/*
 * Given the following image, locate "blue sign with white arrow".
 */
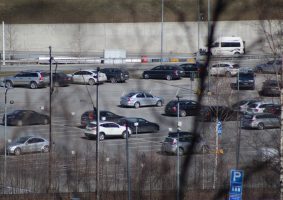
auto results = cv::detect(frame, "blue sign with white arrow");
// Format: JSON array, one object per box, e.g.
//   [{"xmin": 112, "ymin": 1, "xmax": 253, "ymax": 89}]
[
  {"xmin": 217, "ymin": 120, "xmax": 222, "ymax": 136},
  {"xmin": 229, "ymin": 169, "xmax": 244, "ymax": 200}
]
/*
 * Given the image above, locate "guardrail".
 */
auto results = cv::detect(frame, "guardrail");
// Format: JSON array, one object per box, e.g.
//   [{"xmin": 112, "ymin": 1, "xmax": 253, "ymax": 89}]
[{"xmin": 0, "ymin": 54, "xmax": 280, "ymax": 65}]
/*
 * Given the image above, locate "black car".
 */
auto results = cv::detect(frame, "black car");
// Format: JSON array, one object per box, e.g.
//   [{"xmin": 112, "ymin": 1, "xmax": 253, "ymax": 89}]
[
  {"xmin": 179, "ymin": 63, "xmax": 199, "ymax": 78},
  {"xmin": 197, "ymin": 106, "xmax": 238, "ymax": 122},
  {"xmin": 142, "ymin": 65, "xmax": 184, "ymax": 80},
  {"xmin": 165, "ymin": 100, "xmax": 200, "ymax": 117},
  {"xmin": 117, "ymin": 117, "xmax": 159, "ymax": 133},
  {"xmin": 81, "ymin": 110, "xmax": 124, "ymax": 127},
  {"xmin": 168, "ymin": 131, "xmax": 193, "ymax": 138},
  {"xmin": 236, "ymin": 69, "xmax": 255, "ymax": 90},
  {"xmin": 100, "ymin": 68, "xmax": 129, "ymax": 83},
  {"xmin": 52, "ymin": 72, "xmax": 72, "ymax": 87},
  {"xmin": 3, "ymin": 110, "xmax": 49, "ymax": 126},
  {"xmin": 260, "ymin": 79, "xmax": 281, "ymax": 96}
]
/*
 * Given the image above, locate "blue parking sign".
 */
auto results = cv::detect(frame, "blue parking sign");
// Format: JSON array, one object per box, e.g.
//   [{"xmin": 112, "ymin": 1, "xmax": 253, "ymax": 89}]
[
  {"xmin": 217, "ymin": 120, "xmax": 222, "ymax": 135},
  {"xmin": 229, "ymin": 169, "xmax": 244, "ymax": 200}
]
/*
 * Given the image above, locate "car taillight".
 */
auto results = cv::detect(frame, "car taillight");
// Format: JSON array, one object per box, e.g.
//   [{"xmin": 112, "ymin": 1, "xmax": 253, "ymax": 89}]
[
  {"xmin": 255, "ymin": 109, "xmax": 259, "ymax": 112},
  {"xmin": 171, "ymin": 139, "xmax": 177, "ymax": 145},
  {"xmin": 127, "ymin": 98, "xmax": 131, "ymax": 102},
  {"xmin": 39, "ymin": 74, "xmax": 44, "ymax": 81},
  {"xmin": 174, "ymin": 70, "xmax": 178, "ymax": 75},
  {"xmin": 172, "ymin": 106, "xmax": 177, "ymax": 112}
]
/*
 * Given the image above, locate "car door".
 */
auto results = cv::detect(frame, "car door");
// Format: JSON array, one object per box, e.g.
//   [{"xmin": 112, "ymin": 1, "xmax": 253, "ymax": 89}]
[
  {"xmin": 137, "ymin": 118, "xmax": 147, "ymax": 132},
  {"xmin": 33, "ymin": 138, "xmax": 46, "ymax": 152},
  {"xmin": 30, "ymin": 111, "xmax": 41, "ymax": 125},
  {"xmin": 151, "ymin": 66, "xmax": 162, "ymax": 78},
  {"xmin": 21, "ymin": 111, "xmax": 33, "ymax": 125},
  {"xmin": 25, "ymin": 138, "xmax": 37, "ymax": 153},
  {"xmin": 187, "ymin": 101, "xmax": 199, "ymax": 115},
  {"xmin": 136, "ymin": 93, "xmax": 146, "ymax": 106},
  {"xmin": 13, "ymin": 73, "xmax": 26, "ymax": 85},
  {"xmin": 72, "ymin": 71, "xmax": 83, "ymax": 83},
  {"xmin": 107, "ymin": 122, "xmax": 121, "ymax": 136},
  {"xmin": 103, "ymin": 111, "xmax": 119, "ymax": 122},
  {"xmin": 144, "ymin": 93, "xmax": 155, "ymax": 106},
  {"xmin": 269, "ymin": 115, "xmax": 280, "ymax": 128},
  {"xmin": 210, "ymin": 64, "xmax": 218, "ymax": 76}
]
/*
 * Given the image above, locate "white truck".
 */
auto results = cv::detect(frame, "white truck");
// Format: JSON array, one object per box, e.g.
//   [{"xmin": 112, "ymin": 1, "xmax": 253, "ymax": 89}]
[{"xmin": 211, "ymin": 36, "xmax": 245, "ymax": 56}]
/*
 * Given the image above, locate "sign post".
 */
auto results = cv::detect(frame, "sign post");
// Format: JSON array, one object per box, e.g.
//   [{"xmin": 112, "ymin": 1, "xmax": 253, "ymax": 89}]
[{"xmin": 229, "ymin": 169, "xmax": 244, "ymax": 200}]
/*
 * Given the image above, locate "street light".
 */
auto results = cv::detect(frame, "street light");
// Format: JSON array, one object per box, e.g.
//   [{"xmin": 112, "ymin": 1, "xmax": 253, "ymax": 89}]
[
  {"xmin": 160, "ymin": 0, "xmax": 164, "ymax": 63},
  {"xmin": 4, "ymin": 87, "xmax": 11, "ymax": 188}
]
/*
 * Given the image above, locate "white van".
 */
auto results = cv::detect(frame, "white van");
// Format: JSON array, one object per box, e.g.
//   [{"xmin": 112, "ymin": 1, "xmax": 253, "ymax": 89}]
[{"xmin": 211, "ymin": 36, "xmax": 245, "ymax": 56}]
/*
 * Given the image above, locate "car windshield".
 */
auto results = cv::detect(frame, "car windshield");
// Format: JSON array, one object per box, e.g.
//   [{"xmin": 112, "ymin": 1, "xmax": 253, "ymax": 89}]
[
  {"xmin": 125, "ymin": 118, "xmax": 138, "ymax": 122},
  {"xmin": 249, "ymin": 104, "xmax": 258, "ymax": 108},
  {"xmin": 232, "ymin": 64, "xmax": 240, "ymax": 68},
  {"xmin": 244, "ymin": 115, "xmax": 253, "ymax": 119},
  {"xmin": 164, "ymin": 137, "xmax": 174, "ymax": 143},
  {"xmin": 167, "ymin": 101, "xmax": 177, "ymax": 106},
  {"xmin": 15, "ymin": 136, "xmax": 30, "ymax": 144},
  {"xmin": 239, "ymin": 73, "xmax": 253, "ymax": 80}
]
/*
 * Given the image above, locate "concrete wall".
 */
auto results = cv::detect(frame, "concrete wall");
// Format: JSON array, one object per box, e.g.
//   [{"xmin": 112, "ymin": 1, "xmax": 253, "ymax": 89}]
[{"xmin": 0, "ymin": 20, "xmax": 279, "ymax": 56}]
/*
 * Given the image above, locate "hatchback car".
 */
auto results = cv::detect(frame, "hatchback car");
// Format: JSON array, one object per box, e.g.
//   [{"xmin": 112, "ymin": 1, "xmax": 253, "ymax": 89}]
[
  {"xmin": 161, "ymin": 135, "xmax": 209, "ymax": 155},
  {"xmin": 84, "ymin": 121, "xmax": 131, "ymax": 140},
  {"xmin": 165, "ymin": 100, "xmax": 200, "ymax": 117},
  {"xmin": 7, "ymin": 136, "xmax": 49, "ymax": 156},
  {"xmin": 80, "ymin": 110, "xmax": 124, "ymax": 127},
  {"xmin": 71, "ymin": 69, "xmax": 107, "ymax": 85},
  {"xmin": 241, "ymin": 113, "xmax": 280, "ymax": 130},
  {"xmin": 142, "ymin": 65, "xmax": 185, "ymax": 80},
  {"xmin": 100, "ymin": 68, "xmax": 129, "ymax": 83},
  {"xmin": 260, "ymin": 79, "xmax": 281, "ymax": 96},
  {"xmin": 231, "ymin": 99, "xmax": 261, "ymax": 113},
  {"xmin": 179, "ymin": 63, "xmax": 199, "ymax": 78},
  {"xmin": 246, "ymin": 102, "xmax": 279, "ymax": 114},
  {"xmin": 3, "ymin": 110, "xmax": 49, "ymax": 126},
  {"xmin": 117, "ymin": 117, "xmax": 159, "ymax": 134},
  {"xmin": 120, "ymin": 92, "xmax": 164, "ymax": 108},
  {"xmin": 210, "ymin": 62, "xmax": 239, "ymax": 77},
  {"xmin": 3, "ymin": 70, "xmax": 50, "ymax": 89},
  {"xmin": 236, "ymin": 69, "xmax": 255, "ymax": 90}
]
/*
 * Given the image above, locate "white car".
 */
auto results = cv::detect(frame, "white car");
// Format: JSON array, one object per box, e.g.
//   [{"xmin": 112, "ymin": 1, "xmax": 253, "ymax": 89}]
[
  {"xmin": 71, "ymin": 69, "xmax": 107, "ymax": 85},
  {"xmin": 210, "ymin": 62, "xmax": 239, "ymax": 77},
  {"xmin": 84, "ymin": 121, "xmax": 131, "ymax": 140},
  {"xmin": 246, "ymin": 102, "xmax": 279, "ymax": 114}
]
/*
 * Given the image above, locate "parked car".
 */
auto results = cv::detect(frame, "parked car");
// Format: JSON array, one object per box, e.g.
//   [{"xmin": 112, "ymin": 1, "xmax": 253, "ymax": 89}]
[
  {"xmin": 164, "ymin": 99, "xmax": 200, "ymax": 117},
  {"xmin": 81, "ymin": 110, "xmax": 124, "ymax": 127},
  {"xmin": 71, "ymin": 69, "xmax": 107, "ymax": 85},
  {"xmin": 260, "ymin": 79, "xmax": 281, "ymax": 96},
  {"xmin": 246, "ymin": 102, "xmax": 279, "ymax": 114},
  {"xmin": 120, "ymin": 92, "xmax": 164, "ymax": 108},
  {"xmin": 52, "ymin": 71, "xmax": 72, "ymax": 87},
  {"xmin": 161, "ymin": 134, "xmax": 209, "ymax": 155},
  {"xmin": 241, "ymin": 113, "xmax": 280, "ymax": 130},
  {"xmin": 3, "ymin": 70, "xmax": 50, "ymax": 89},
  {"xmin": 7, "ymin": 136, "xmax": 49, "ymax": 156},
  {"xmin": 255, "ymin": 59, "xmax": 282, "ymax": 74},
  {"xmin": 236, "ymin": 69, "xmax": 255, "ymax": 90},
  {"xmin": 3, "ymin": 110, "xmax": 49, "ymax": 126},
  {"xmin": 84, "ymin": 121, "xmax": 131, "ymax": 140},
  {"xmin": 167, "ymin": 131, "xmax": 193, "ymax": 138},
  {"xmin": 117, "ymin": 117, "xmax": 159, "ymax": 134},
  {"xmin": 209, "ymin": 62, "xmax": 239, "ymax": 77},
  {"xmin": 255, "ymin": 147, "xmax": 279, "ymax": 164},
  {"xmin": 263, "ymin": 104, "xmax": 281, "ymax": 116},
  {"xmin": 231, "ymin": 99, "xmax": 261, "ymax": 113},
  {"xmin": 197, "ymin": 106, "xmax": 238, "ymax": 122},
  {"xmin": 179, "ymin": 63, "xmax": 199, "ymax": 78},
  {"xmin": 100, "ymin": 68, "xmax": 129, "ymax": 83},
  {"xmin": 142, "ymin": 65, "xmax": 185, "ymax": 80}
]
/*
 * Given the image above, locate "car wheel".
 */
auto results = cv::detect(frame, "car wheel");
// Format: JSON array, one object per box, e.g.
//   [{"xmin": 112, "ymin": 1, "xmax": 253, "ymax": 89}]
[
  {"xmin": 14, "ymin": 148, "xmax": 21, "ymax": 156},
  {"xmin": 156, "ymin": 100, "xmax": 163, "ymax": 107},
  {"xmin": 88, "ymin": 79, "xmax": 95, "ymax": 86},
  {"xmin": 134, "ymin": 102, "xmax": 140, "ymax": 109},
  {"xmin": 225, "ymin": 71, "xmax": 232, "ymax": 77},
  {"xmin": 42, "ymin": 145, "xmax": 49, "ymax": 153},
  {"xmin": 17, "ymin": 120, "xmax": 23, "ymax": 126},
  {"xmin": 180, "ymin": 110, "xmax": 187, "ymax": 117},
  {"xmin": 166, "ymin": 75, "xmax": 172, "ymax": 81},
  {"xmin": 30, "ymin": 81, "xmax": 38, "ymax": 89},
  {"xmin": 122, "ymin": 131, "xmax": 129, "ymax": 139},
  {"xmin": 43, "ymin": 118, "xmax": 48, "ymax": 125},
  {"xmin": 5, "ymin": 81, "xmax": 13, "ymax": 88},
  {"xmin": 143, "ymin": 74, "xmax": 149, "ymax": 79},
  {"xmin": 258, "ymin": 123, "xmax": 264, "ymax": 130},
  {"xmin": 110, "ymin": 77, "xmax": 117, "ymax": 83},
  {"xmin": 177, "ymin": 148, "xmax": 184, "ymax": 156},
  {"xmin": 99, "ymin": 133, "xmax": 105, "ymax": 141}
]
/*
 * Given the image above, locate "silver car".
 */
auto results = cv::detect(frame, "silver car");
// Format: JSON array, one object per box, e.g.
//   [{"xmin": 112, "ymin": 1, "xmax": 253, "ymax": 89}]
[
  {"xmin": 120, "ymin": 92, "xmax": 164, "ymax": 108},
  {"xmin": 241, "ymin": 113, "xmax": 280, "ymax": 130},
  {"xmin": 7, "ymin": 136, "xmax": 49, "ymax": 156},
  {"xmin": 71, "ymin": 69, "xmax": 107, "ymax": 85},
  {"xmin": 210, "ymin": 62, "xmax": 239, "ymax": 77}
]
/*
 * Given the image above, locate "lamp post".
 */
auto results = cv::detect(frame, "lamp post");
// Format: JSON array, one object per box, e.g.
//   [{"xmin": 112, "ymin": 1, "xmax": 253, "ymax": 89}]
[
  {"xmin": 4, "ymin": 87, "xmax": 10, "ymax": 188},
  {"xmin": 160, "ymin": 0, "xmax": 164, "ymax": 63},
  {"xmin": 96, "ymin": 67, "xmax": 100, "ymax": 200}
]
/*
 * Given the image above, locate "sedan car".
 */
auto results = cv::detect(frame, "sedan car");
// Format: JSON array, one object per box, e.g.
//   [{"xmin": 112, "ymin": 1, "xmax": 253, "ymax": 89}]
[
  {"xmin": 255, "ymin": 59, "xmax": 282, "ymax": 74},
  {"xmin": 71, "ymin": 69, "xmax": 107, "ymax": 85},
  {"xmin": 179, "ymin": 63, "xmax": 199, "ymax": 78},
  {"xmin": 241, "ymin": 113, "xmax": 280, "ymax": 130},
  {"xmin": 142, "ymin": 65, "xmax": 184, "ymax": 80},
  {"xmin": 7, "ymin": 136, "xmax": 49, "ymax": 156},
  {"xmin": 80, "ymin": 110, "xmax": 124, "ymax": 127},
  {"xmin": 246, "ymin": 102, "xmax": 279, "ymax": 114},
  {"xmin": 84, "ymin": 121, "xmax": 131, "ymax": 140},
  {"xmin": 231, "ymin": 99, "xmax": 261, "ymax": 113},
  {"xmin": 100, "ymin": 68, "xmax": 129, "ymax": 83},
  {"xmin": 117, "ymin": 117, "xmax": 159, "ymax": 134},
  {"xmin": 52, "ymin": 71, "xmax": 72, "ymax": 87},
  {"xmin": 3, "ymin": 110, "xmax": 49, "ymax": 126},
  {"xmin": 210, "ymin": 62, "xmax": 239, "ymax": 77},
  {"xmin": 120, "ymin": 92, "xmax": 164, "ymax": 108},
  {"xmin": 165, "ymin": 99, "xmax": 200, "ymax": 117}
]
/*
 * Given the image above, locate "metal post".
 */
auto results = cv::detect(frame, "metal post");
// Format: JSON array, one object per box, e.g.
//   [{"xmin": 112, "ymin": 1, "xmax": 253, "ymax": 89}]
[
  {"xmin": 213, "ymin": 118, "xmax": 219, "ymax": 189},
  {"xmin": 126, "ymin": 123, "xmax": 131, "ymax": 200},
  {"xmin": 96, "ymin": 67, "xmax": 100, "ymax": 200},
  {"xmin": 176, "ymin": 96, "xmax": 180, "ymax": 200},
  {"xmin": 160, "ymin": 0, "xmax": 164, "ymax": 63},
  {"xmin": 48, "ymin": 46, "xmax": 53, "ymax": 192},
  {"xmin": 207, "ymin": 0, "xmax": 211, "ymax": 38},
  {"xmin": 236, "ymin": 71, "xmax": 241, "ymax": 169},
  {"xmin": 197, "ymin": 0, "xmax": 200, "ymax": 55},
  {"xmin": 2, "ymin": 21, "xmax": 5, "ymax": 66},
  {"xmin": 280, "ymin": 55, "xmax": 283, "ymax": 200},
  {"xmin": 4, "ymin": 88, "xmax": 8, "ymax": 190}
]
